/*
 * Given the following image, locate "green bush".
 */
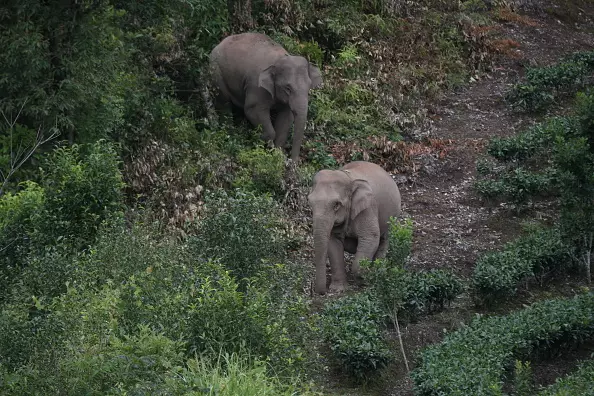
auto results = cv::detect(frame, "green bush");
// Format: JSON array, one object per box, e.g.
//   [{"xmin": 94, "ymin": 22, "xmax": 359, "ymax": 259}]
[
  {"xmin": 191, "ymin": 189, "xmax": 292, "ymax": 282},
  {"xmin": 243, "ymin": 262, "xmax": 313, "ymax": 376},
  {"xmin": 506, "ymin": 50, "xmax": 594, "ymax": 112},
  {"xmin": 406, "ymin": 269, "xmax": 465, "ymax": 318},
  {"xmin": 472, "ymin": 226, "xmax": 569, "ymax": 305},
  {"xmin": 486, "ymin": 117, "xmax": 579, "ymax": 162},
  {"xmin": 411, "ymin": 292, "xmax": 594, "ymax": 396},
  {"xmin": 1, "ymin": 323, "xmax": 305, "ymax": 396},
  {"xmin": 474, "ymin": 167, "xmax": 555, "ymax": 204},
  {"xmin": 514, "ymin": 360, "xmax": 534, "ymax": 396},
  {"xmin": 476, "ymin": 90, "xmax": 594, "ymax": 283},
  {"xmin": 36, "ymin": 140, "xmax": 125, "ymax": 249},
  {"xmin": 386, "ymin": 217, "xmax": 414, "ymax": 266},
  {"xmin": 233, "ymin": 146, "xmax": 286, "ymax": 196},
  {"xmin": 0, "ymin": 181, "xmax": 45, "ymax": 299},
  {"xmin": 538, "ymin": 359, "xmax": 594, "ymax": 396},
  {"xmin": 67, "ymin": 218, "xmax": 310, "ymax": 375},
  {"xmin": 0, "ymin": 141, "xmax": 124, "ymax": 302},
  {"xmin": 364, "ymin": 216, "xmax": 462, "ymax": 322},
  {"xmin": 365, "ymin": 260, "xmax": 464, "ymax": 323},
  {"xmin": 320, "ymin": 293, "xmax": 392, "ymax": 382}
]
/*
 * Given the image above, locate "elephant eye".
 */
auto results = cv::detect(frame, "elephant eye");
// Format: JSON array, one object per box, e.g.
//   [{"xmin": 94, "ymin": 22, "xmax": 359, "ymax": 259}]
[{"xmin": 333, "ymin": 201, "xmax": 341, "ymax": 211}]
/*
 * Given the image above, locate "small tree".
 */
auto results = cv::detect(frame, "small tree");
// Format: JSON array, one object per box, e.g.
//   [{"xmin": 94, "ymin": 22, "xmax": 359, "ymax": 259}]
[
  {"xmin": 362, "ymin": 216, "xmax": 414, "ymax": 372},
  {"xmin": 363, "ymin": 259, "xmax": 410, "ymax": 372}
]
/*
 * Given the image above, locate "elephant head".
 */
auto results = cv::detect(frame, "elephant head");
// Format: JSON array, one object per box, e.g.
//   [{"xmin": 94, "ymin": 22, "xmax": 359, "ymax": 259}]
[
  {"xmin": 307, "ymin": 170, "xmax": 376, "ymax": 294},
  {"xmin": 258, "ymin": 55, "xmax": 322, "ymax": 160}
]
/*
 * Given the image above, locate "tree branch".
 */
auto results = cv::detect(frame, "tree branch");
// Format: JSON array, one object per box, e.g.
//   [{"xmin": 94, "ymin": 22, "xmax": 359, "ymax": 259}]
[{"xmin": 0, "ymin": 99, "xmax": 59, "ymax": 196}]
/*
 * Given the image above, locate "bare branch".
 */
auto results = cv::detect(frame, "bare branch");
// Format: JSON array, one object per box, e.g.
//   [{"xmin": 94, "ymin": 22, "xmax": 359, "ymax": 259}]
[{"xmin": 0, "ymin": 105, "xmax": 60, "ymax": 196}]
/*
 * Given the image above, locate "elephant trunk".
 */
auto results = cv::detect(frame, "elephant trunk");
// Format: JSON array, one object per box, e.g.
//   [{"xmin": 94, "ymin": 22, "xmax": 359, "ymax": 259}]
[
  {"xmin": 290, "ymin": 97, "xmax": 308, "ymax": 162},
  {"xmin": 313, "ymin": 216, "xmax": 333, "ymax": 294}
]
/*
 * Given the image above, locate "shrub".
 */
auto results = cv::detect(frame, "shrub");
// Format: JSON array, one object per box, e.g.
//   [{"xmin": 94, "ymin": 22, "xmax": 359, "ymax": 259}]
[
  {"xmin": 386, "ymin": 217, "xmax": 414, "ymax": 266},
  {"xmin": 233, "ymin": 146, "xmax": 286, "ymax": 196},
  {"xmin": 474, "ymin": 167, "xmax": 555, "ymax": 204},
  {"xmin": 191, "ymin": 189, "xmax": 292, "ymax": 282},
  {"xmin": 243, "ymin": 262, "xmax": 313, "ymax": 376},
  {"xmin": 411, "ymin": 292, "xmax": 594, "ymax": 396},
  {"xmin": 506, "ymin": 50, "xmax": 594, "ymax": 112},
  {"xmin": 320, "ymin": 293, "xmax": 392, "ymax": 381},
  {"xmin": 476, "ymin": 90, "xmax": 594, "ymax": 284},
  {"xmin": 65, "ymin": 218, "xmax": 310, "ymax": 375},
  {"xmin": 0, "ymin": 141, "xmax": 124, "ymax": 302},
  {"xmin": 407, "ymin": 269, "xmax": 465, "ymax": 318},
  {"xmin": 35, "ymin": 140, "xmax": 125, "ymax": 249},
  {"xmin": 1, "ymin": 324, "xmax": 305, "ymax": 396},
  {"xmin": 364, "ymin": 260, "xmax": 464, "ymax": 323},
  {"xmin": 472, "ymin": 225, "xmax": 569, "ymax": 305},
  {"xmin": 538, "ymin": 359, "xmax": 594, "ymax": 396},
  {"xmin": 486, "ymin": 117, "xmax": 578, "ymax": 162},
  {"xmin": 309, "ymin": 86, "xmax": 398, "ymax": 141},
  {"xmin": 514, "ymin": 360, "xmax": 534, "ymax": 396},
  {"xmin": 0, "ymin": 181, "xmax": 45, "ymax": 300}
]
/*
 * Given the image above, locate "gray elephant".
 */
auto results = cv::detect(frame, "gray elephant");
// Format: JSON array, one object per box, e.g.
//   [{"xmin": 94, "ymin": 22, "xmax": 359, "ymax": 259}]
[
  {"xmin": 209, "ymin": 32, "xmax": 323, "ymax": 162},
  {"xmin": 307, "ymin": 161, "xmax": 402, "ymax": 295}
]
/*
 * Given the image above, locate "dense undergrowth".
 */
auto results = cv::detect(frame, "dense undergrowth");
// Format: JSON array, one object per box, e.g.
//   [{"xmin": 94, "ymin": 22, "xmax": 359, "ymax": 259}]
[{"xmin": 2, "ymin": 0, "xmax": 594, "ymax": 394}]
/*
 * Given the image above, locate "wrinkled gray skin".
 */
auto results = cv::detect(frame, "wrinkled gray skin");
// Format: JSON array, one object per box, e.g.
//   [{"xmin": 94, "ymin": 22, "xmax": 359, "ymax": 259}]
[
  {"xmin": 308, "ymin": 161, "xmax": 402, "ymax": 295},
  {"xmin": 209, "ymin": 32, "xmax": 323, "ymax": 161}
]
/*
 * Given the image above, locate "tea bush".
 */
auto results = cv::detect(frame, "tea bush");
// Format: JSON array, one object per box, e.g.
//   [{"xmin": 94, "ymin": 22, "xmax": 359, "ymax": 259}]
[
  {"xmin": 320, "ymin": 293, "xmax": 392, "ymax": 382},
  {"xmin": 364, "ymin": 216, "xmax": 463, "ymax": 322},
  {"xmin": 506, "ymin": 50, "xmax": 594, "ymax": 112},
  {"xmin": 475, "ymin": 90, "xmax": 594, "ymax": 286},
  {"xmin": 486, "ymin": 117, "xmax": 579, "ymax": 162},
  {"xmin": 411, "ymin": 292, "xmax": 594, "ymax": 396},
  {"xmin": 386, "ymin": 217, "xmax": 414, "ymax": 266},
  {"xmin": 365, "ymin": 260, "xmax": 464, "ymax": 323},
  {"xmin": 538, "ymin": 359, "xmax": 594, "ymax": 396},
  {"xmin": 474, "ymin": 166, "xmax": 555, "ymax": 204},
  {"xmin": 407, "ymin": 269, "xmax": 465, "ymax": 317},
  {"xmin": 472, "ymin": 225, "xmax": 569, "ymax": 305}
]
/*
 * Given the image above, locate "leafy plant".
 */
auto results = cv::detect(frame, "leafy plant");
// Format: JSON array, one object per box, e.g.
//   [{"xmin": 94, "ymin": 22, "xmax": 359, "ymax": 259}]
[
  {"xmin": 506, "ymin": 50, "xmax": 594, "ymax": 112},
  {"xmin": 191, "ymin": 189, "xmax": 291, "ymax": 283},
  {"xmin": 386, "ymin": 216, "xmax": 414, "ymax": 266},
  {"xmin": 538, "ymin": 359, "xmax": 594, "ymax": 395},
  {"xmin": 320, "ymin": 293, "xmax": 392, "ymax": 382},
  {"xmin": 514, "ymin": 360, "xmax": 534, "ymax": 396},
  {"xmin": 411, "ymin": 292, "xmax": 594, "ymax": 396},
  {"xmin": 472, "ymin": 225, "xmax": 569, "ymax": 306},
  {"xmin": 233, "ymin": 146, "xmax": 286, "ymax": 196}
]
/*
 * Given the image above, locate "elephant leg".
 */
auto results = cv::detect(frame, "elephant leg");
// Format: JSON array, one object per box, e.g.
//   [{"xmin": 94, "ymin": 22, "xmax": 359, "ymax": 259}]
[
  {"xmin": 328, "ymin": 237, "xmax": 347, "ymax": 292},
  {"xmin": 244, "ymin": 95, "xmax": 276, "ymax": 142},
  {"xmin": 373, "ymin": 233, "xmax": 389, "ymax": 261},
  {"xmin": 273, "ymin": 107, "xmax": 294, "ymax": 148},
  {"xmin": 352, "ymin": 231, "xmax": 380, "ymax": 277}
]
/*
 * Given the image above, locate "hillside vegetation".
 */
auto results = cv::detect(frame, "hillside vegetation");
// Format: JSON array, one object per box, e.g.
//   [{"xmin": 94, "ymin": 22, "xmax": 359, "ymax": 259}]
[{"xmin": 1, "ymin": 0, "xmax": 593, "ymax": 395}]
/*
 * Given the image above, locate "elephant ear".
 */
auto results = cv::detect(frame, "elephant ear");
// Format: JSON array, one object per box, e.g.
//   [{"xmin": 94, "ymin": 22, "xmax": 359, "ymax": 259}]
[
  {"xmin": 350, "ymin": 179, "xmax": 376, "ymax": 221},
  {"xmin": 258, "ymin": 65, "xmax": 275, "ymax": 99},
  {"xmin": 308, "ymin": 63, "xmax": 323, "ymax": 89}
]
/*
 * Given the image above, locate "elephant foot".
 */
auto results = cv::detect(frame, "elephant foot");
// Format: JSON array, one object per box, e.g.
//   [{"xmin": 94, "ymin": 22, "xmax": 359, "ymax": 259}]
[{"xmin": 329, "ymin": 281, "xmax": 347, "ymax": 293}]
